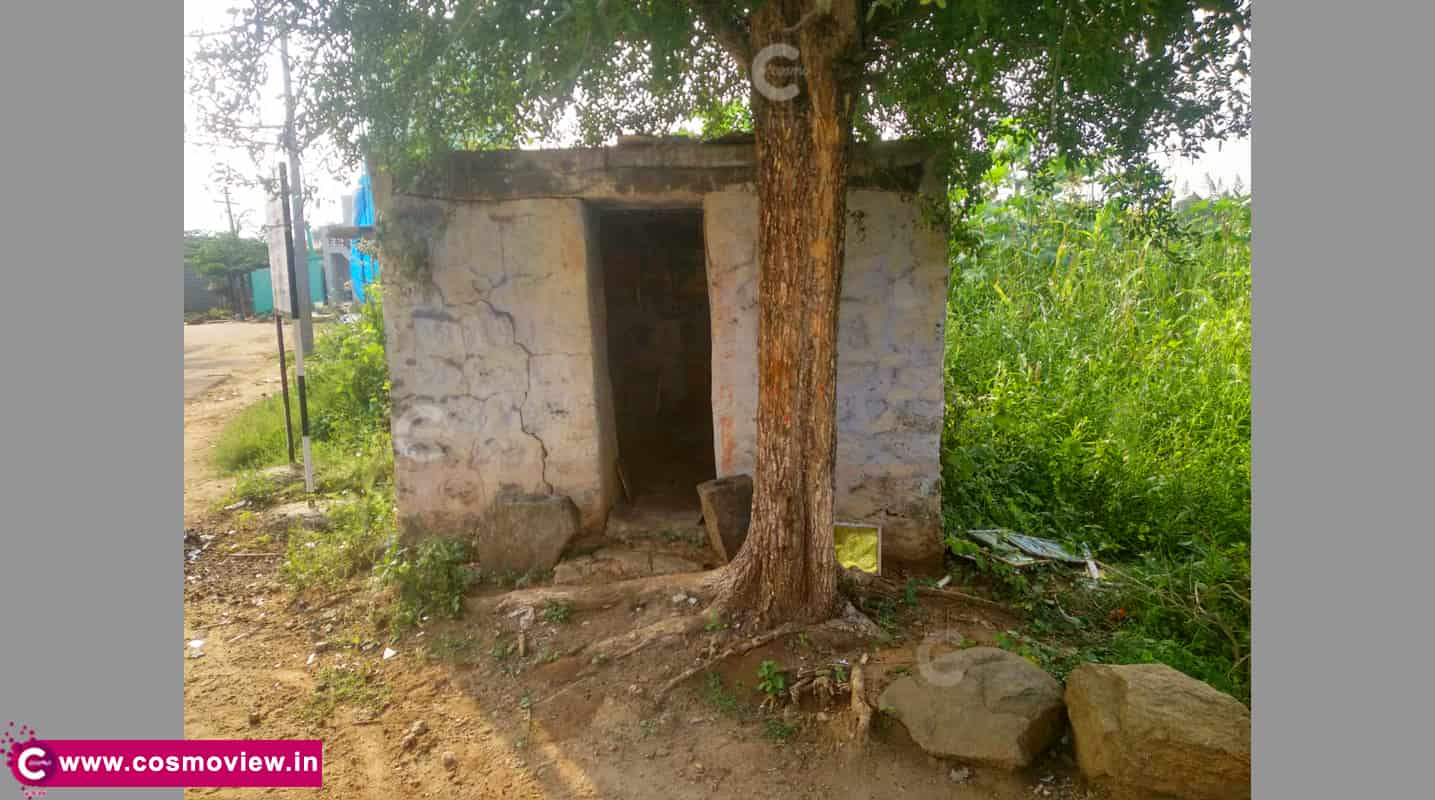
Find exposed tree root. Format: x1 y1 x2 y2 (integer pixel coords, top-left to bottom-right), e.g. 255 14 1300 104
531 614 709 708
482 563 1008 715
587 614 709 661
467 569 720 619
654 622 804 704
653 601 880 705
847 663 874 751
757 663 851 712
840 567 1014 615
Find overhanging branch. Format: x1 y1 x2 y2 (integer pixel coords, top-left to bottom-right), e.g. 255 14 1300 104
688 0 753 74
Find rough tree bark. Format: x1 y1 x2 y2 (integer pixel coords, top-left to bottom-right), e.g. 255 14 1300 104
712 0 862 626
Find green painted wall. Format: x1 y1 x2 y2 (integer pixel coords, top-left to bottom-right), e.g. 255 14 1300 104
250 251 326 314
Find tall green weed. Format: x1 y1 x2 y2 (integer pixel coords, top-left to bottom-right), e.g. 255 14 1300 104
945 187 1251 699
213 286 391 477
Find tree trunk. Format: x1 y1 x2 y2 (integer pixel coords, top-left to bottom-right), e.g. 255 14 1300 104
714 0 861 627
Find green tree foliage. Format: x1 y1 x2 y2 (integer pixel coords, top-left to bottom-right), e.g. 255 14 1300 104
185 230 269 314
190 0 1249 201
184 231 268 282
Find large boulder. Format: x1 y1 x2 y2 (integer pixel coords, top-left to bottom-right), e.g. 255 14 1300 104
473 493 580 574
877 647 1065 769
696 474 753 562
1065 663 1251 800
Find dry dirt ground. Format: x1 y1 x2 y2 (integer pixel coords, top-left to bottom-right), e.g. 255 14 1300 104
182 324 1102 800
183 320 292 520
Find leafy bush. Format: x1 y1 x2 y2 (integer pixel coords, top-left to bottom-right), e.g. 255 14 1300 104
281 492 396 591
313 431 394 497
227 470 282 507
213 286 391 474
307 288 389 443
944 185 1251 699
374 537 474 633
756 660 786 699
541 601 574 625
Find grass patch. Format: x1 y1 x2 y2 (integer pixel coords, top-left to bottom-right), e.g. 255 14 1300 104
704 672 755 721
213 396 298 474
214 288 390 475
763 718 799 743
375 537 475 634
281 493 395 591
302 666 390 724
422 631 480 665
314 432 395 496
226 469 284 507
540 601 573 625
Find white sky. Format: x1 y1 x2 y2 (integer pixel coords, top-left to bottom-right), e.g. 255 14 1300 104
182 0 1251 235
183 0 352 235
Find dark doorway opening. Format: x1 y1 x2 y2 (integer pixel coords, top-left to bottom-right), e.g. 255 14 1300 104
598 208 716 508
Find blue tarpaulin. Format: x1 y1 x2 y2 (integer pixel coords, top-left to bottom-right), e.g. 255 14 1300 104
350 173 379 301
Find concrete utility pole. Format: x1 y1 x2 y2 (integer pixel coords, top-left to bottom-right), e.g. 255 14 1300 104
280 30 315 354
219 181 238 237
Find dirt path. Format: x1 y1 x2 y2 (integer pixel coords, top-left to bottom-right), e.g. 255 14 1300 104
181 323 1094 800
183 321 289 519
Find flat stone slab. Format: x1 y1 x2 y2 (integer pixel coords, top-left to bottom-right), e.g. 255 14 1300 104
552 547 705 585
878 647 1065 769
696 474 753 563
1066 663 1251 800
474 493 580 574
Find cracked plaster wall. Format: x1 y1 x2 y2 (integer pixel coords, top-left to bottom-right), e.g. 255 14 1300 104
383 198 618 540
382 175 947 571
705 188 948 571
